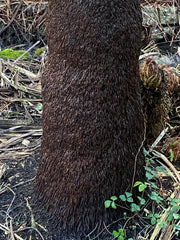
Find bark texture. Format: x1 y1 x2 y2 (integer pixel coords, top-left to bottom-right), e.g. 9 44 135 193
36 0 145 239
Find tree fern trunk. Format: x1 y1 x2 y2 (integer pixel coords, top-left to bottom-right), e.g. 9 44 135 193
36 0 145 239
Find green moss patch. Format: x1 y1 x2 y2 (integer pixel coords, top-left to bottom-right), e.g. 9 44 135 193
0 48 30 59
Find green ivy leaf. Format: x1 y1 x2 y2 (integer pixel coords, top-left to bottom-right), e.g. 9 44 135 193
111 196 118 201
119 195 126 201
173 213 180 220
137 196 146 205
125 192 132 198
172 205 180 212
144 166 158 178
118 228 124 236
167 213 174 222
104 200 111 208
151 216 157 225
118 236 124 240
147 213 153 218
155 166 166 173
113 230 119 238
154 213 160 218
159 221 167 228
150 192 163 203
139 184 147 192
133 181 142 187
144 166 152 172
150 182 158 189
127 197 134 203
167 197 180 206
143 148 149 156
146 172 154 180
130 203 140 212
149 158 155 164
111 201 117 209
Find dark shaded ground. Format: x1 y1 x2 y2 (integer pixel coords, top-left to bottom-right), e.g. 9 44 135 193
0 149 120 240
0 149 49 240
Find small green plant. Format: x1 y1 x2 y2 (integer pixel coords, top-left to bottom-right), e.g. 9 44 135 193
149 191 163 204
112 228 134 240
130 203 140 212
169 137 180 161
105 151 180 239
104 196 117 209
119 192 133 203
169 148 175 162
137 196 146 205
105 192 143 213
113 228 125 240
158 221 168 228
145 166 158 180
167 197 180 206
155 166 166 173
147 213 161 225
133 181 149 192
167 205 180 222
